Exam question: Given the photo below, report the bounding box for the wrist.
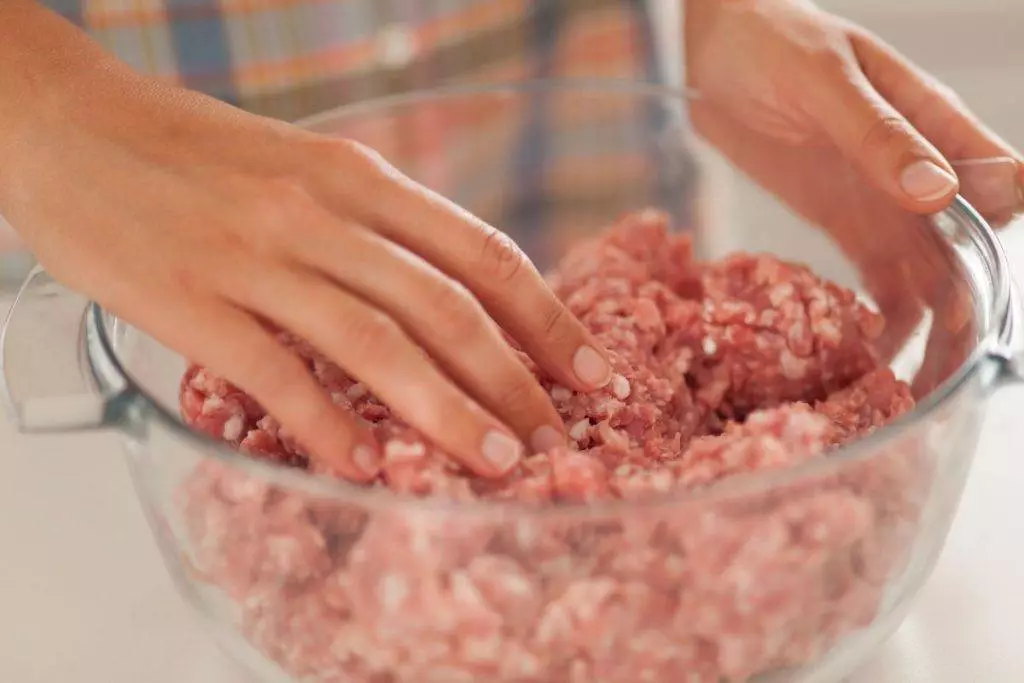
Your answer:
[0,3,123,181]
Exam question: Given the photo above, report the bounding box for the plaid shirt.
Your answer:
[43,0,683,120]
[25,0,697,265]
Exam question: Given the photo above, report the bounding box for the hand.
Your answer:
[686,0,1023,218]
[0,18,613,481]
[0,217,20,253]
[685,0,1022,396]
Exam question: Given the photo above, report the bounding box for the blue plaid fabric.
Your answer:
[32,0,696,262]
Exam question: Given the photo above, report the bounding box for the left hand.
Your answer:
[686,0,1023,220]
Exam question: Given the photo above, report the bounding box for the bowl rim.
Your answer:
[89,79,1017,520]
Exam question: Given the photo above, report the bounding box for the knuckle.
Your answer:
[247,353,315,405]
[321,137,391,177]
[540,300,568,337]
[446,393,493,435]
[245,176,308,216]
[801,19,856,75]
[344,309,404,359]
[405,387,447,434]
[813,46,854,78]
[929,79,965,109]
[325,137,405,202]
[331,137,378,162]
[493,373,541,413]
[480,228,528,284]
[305,135,353,162]
[430,281,488,341]
[397,378,464,437]
[167,263,208,298]
[241,178,318,252]
[859,115,914,156]
[293,395,343,436]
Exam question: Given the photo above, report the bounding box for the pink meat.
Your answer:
[176,209,925,682]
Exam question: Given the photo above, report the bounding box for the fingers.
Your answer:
[320,144,613,393]
[849,27,1021,164]
[802,56,958,213]
[219,262,526,477]
[136,297,381,482]
[288,218,567,454]
[847,27,1024,222]
[951,158,1024,227]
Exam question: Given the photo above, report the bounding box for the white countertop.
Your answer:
[3,230,1024,683]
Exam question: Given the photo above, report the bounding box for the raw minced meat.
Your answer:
[177,209,926,682]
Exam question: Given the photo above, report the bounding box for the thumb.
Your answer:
[804,64,958,213]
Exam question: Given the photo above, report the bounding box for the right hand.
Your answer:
[685,0,1022,398]
[0,13,612,481]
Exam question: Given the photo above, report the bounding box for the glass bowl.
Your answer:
[3,82,1022,683]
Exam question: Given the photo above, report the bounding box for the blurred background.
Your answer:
[1,0,1022,289]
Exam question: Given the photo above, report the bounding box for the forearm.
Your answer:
[0,2,121,170]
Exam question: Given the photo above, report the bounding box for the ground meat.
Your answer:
[177,209,926,682]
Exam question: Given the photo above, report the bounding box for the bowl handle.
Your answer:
[1,266,134,433]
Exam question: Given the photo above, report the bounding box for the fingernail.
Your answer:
[482,430,523,474]
[531,425,565,454]
[573,346,612,387]
[900,160,958,202]
[352,445,381,477]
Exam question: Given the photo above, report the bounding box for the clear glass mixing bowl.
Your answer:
[3,82,1023,683]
